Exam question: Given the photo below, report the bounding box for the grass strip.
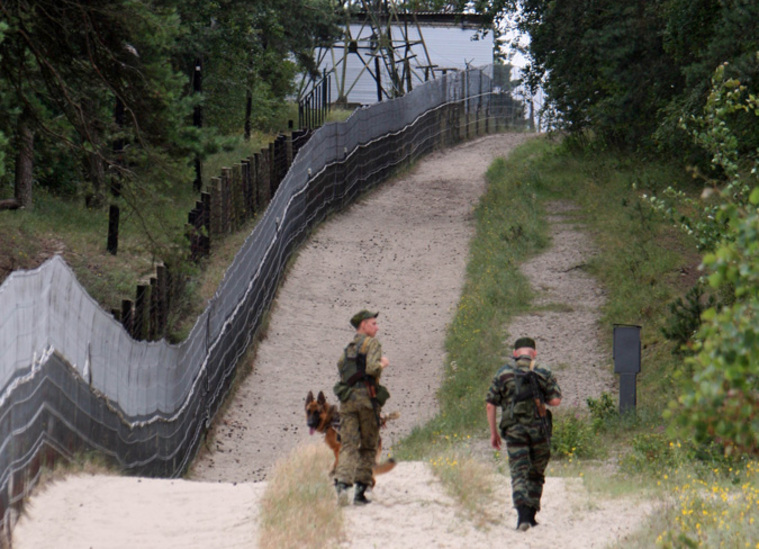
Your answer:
[258,444,343,549]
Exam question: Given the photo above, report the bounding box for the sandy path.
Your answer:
[11,133,653,548]
[188,133,532,483]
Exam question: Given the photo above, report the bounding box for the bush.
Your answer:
[660,284,715,355]
[551,413,599,459]
[586,392,616,432]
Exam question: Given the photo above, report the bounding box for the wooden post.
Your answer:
[210,176,222,236]
[252,153,261,214]
[134,284,149,340]
[156,264,168,337]
[121,299,133,336]
[241,160,252,219]
[149,276,158,340]
[201,191,211,253]
[259,149,271,208]
[107,205,119,255]
[232,163,243,229]
[286,132,294,169]
[221,168,232,233]
[268,142,276,198]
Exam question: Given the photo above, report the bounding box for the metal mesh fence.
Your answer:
[0,65,530,536]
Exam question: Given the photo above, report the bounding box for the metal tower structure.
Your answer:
[307,0,438,105]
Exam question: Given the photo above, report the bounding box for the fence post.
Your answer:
[231,164,243,229]
[156,264,168,337]
[241,160,252,220]
[252,153,261,212]
[286,131,294,168]
[107,205,119,255]
[221,168,232,233]
[149,276,158,340]
[260,149,271,209]
[201,191,211,253]
[134,284,148,340]
[210,176,222,237]
[268,143,276,199]
[121,299,133,336]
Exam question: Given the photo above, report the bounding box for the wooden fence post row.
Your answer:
[184,127,313,264]
[113,265,171,341]
[114,127,312,341]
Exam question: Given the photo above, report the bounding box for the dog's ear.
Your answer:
[317,391,327,404]
[306,391,314,405]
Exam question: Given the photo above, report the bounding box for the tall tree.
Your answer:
[0,0,195,208]
[660,0,759,161]
[173,0,340,134]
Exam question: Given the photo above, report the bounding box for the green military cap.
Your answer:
[514,337,536,350]
[350,309,379,328]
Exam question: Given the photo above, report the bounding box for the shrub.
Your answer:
[586,392,617,432]
[551,413,599,459]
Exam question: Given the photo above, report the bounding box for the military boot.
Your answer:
[528,507,539,527]
[516,505,532,531]
[335,481,351,507]
[353,482,371,505]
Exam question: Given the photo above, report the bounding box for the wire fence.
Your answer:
[0,65,531,541]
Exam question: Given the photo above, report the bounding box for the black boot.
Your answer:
[528,507,539,527]
[354,482,371,505]
[516,505,531,531]
[335,481,351,507]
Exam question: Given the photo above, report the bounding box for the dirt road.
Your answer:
[12,133,653,549]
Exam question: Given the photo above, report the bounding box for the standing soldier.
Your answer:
[486,337,562,530]
[333,310,389,505]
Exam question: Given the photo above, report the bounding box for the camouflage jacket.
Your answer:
[334,334,383,403]
[485,358,561,433]
[337,333,383,382]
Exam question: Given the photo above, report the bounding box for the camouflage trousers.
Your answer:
[504,422,551,510]
[335,389,379,486]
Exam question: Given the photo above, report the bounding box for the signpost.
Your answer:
[613,324,641,414]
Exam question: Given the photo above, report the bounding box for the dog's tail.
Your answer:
[379,411,401,428]
[372,458,397,476]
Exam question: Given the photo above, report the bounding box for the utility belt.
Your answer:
[334,375,390,407]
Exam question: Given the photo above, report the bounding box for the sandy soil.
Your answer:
[11,133,654,548]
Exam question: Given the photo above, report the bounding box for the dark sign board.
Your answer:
[613,324,641,374]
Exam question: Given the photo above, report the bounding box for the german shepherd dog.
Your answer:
[305,390,398,484]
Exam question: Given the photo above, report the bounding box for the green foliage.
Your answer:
[586,392,617,431]
[622,432,685,473]
[666,60,759,457]
[175,0,340,133]
[660,284,716,355]
[460,0,759,158]
[551,414,599,460]
[654,459,759,549]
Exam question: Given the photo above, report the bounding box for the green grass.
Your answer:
[0,181,198,310]
[258,444,344,549]
[391,135,759,545]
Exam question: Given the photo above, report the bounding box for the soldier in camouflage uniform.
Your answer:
[486,337,562,531]
[333,310,389,506]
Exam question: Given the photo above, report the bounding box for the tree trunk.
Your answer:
[14,107,34,209]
